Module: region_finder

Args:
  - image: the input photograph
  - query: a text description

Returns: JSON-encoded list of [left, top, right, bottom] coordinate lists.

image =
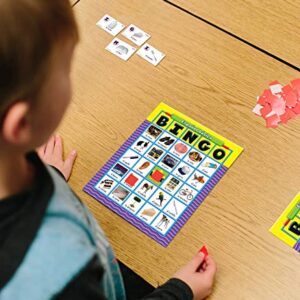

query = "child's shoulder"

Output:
[[1, 166, 98, 300], [45, 165, 97, 249], [1, 221, 97, 300], [1, 172, 97, 300]]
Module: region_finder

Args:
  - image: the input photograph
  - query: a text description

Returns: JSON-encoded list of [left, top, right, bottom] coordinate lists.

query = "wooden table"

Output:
[[60, 0, 300, 298], [167, 0, 300, 69], [70, 0, 78, 7]]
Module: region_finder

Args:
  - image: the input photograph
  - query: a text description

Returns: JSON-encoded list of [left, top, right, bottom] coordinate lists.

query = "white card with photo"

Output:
[[108, 162, 129, 181], [187, 171, 209, 190], [132, 137, 152, 155], [158, 154, 179, 172], [106, 38, 136, 61], [133, 158, 154, 176], [157, 132, 176, 150], [172, 161, 193, 181], [121, 24, 151, 46], [161, 176, 183, 194], [169, 141, 190, 159], [175, 184, 198, 204], [152, 213, 174, 234], [96, 14, 125, 36], [95, 175, 117, 195], [149, 189, 171, 209], [137, 43, 165, 66], [136, 180, 157, 199], [183, 150, 204, 168], [199, 157, 220, 177], [120, 149, 140, 168], [143, 125, 162, 141], [146, 146, 165, 163], [138, 203, 159, 224], [121, 172, 143, 190], [110, 185, 131, 204], [163, 199, 186, 219], [123, 194, 145, 214]]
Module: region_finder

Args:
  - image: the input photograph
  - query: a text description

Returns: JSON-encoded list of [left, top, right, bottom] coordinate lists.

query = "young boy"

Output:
[[0, 1, 216, 299]]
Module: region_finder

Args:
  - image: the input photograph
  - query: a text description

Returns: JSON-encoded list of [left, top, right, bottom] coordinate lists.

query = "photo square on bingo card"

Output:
[[123, 194, 145, 214], [143, 125, 162, 141], [136, 179, 157, 199], [138, 203, 159, 224], [132, 136, 152, 154], [149, 189, 172, 209], [187, 170, 209, 190], [161, 176, 183, 194], [111, 185, 131, 204], [172, 161, 194, 181], [95, 175, 118, 195], [175, 184, 198, 204], [169, 141, 190, 159], [152, 213, 175, 235], [109, 162, 129, 180], [163, 199, 187, 220], [146, 146, 165, 163], [159, 154, 179, 171], [120, 149, 141, 168], [133, 157, 154, 176], [157, 132, 176, 150], [122, 171, 143, 190], [147, 166, 169, 186]]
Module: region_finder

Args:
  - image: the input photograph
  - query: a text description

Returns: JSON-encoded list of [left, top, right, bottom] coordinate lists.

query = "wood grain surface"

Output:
[[59, 0, 300, 298], [168, 0, 300, 69]]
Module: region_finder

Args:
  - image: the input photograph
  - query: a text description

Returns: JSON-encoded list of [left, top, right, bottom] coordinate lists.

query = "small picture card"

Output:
[[96, 14, 125, 36], [121, 24, 151, 46], [105, 38, 137, 61], [137, 43, 165, 66]]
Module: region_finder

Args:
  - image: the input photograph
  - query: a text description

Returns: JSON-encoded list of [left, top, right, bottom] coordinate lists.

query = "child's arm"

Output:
[[55, 255, 108, 300], [56, 252, 215, 300], [142, 253, 216, 300]]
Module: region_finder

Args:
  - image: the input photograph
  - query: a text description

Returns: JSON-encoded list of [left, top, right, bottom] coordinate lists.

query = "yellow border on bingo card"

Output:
[[147, 102, 243, 168], [270, 193, 300, 248]]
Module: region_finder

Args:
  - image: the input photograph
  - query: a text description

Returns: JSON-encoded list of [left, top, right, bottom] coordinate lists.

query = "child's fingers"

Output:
[[37, 144, 46, 157], [203, 256, 217, 278], [205, 256, 216, 267], [53, 134, 63, 157], [186, 252, 205, 272], [45, 135, 55, 156], [199, 261, 207, 272], [63, 149, 77, 180]]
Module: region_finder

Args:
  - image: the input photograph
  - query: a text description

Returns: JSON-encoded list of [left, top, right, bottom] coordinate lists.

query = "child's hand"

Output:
[[173, 253, 217, 300], [37, 134, 77, 181]]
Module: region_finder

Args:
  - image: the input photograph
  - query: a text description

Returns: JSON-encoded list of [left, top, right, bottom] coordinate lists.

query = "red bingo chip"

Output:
[[199, 245, 208, 258], [253, 78, 300, 128]]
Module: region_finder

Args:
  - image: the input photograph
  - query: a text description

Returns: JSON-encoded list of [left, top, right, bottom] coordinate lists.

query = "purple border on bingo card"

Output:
[[84, 120, 229, 247], [294, 241, 300, 252]]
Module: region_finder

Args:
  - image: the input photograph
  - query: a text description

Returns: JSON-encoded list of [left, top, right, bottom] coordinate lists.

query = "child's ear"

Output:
[[1, 101, 32, 146]]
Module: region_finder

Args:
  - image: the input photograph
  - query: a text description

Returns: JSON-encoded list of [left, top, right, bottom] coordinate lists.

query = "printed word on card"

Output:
[[96, 14, 125, 36], [137, 43, 165, 66], [122, 24, 151, 46], [105, 38, 136, 61]]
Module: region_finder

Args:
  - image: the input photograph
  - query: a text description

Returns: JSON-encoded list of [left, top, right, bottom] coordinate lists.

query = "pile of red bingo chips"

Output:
[[253, 79, 300, 128]]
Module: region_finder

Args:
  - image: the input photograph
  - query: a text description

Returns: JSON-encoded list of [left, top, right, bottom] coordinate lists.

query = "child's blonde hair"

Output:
[[0, 0, 79, 119]]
